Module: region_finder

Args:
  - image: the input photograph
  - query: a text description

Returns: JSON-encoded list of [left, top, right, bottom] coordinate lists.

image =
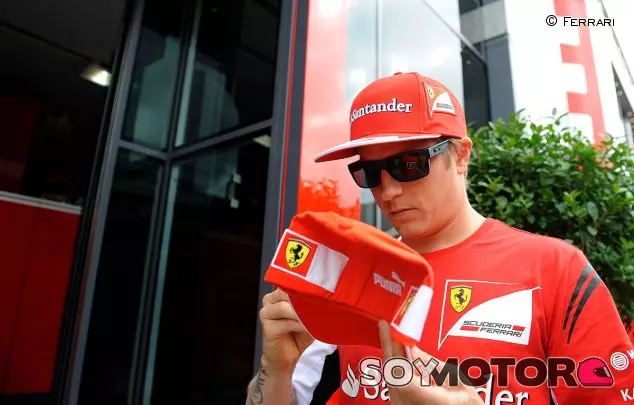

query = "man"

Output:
[[245, 72, 634, 404]]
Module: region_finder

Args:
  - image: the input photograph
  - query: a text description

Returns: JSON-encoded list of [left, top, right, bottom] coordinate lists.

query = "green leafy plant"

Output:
[[467, 110, 634, 329]]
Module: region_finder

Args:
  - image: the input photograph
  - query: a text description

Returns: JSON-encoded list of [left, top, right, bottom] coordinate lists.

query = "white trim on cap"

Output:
[[390, 284, 433, 342], [313, 133, 443, 163], [271, 229, 349, 293]]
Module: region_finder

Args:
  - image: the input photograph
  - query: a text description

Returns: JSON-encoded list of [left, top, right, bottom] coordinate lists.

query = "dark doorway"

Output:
[[149, 133, 270, 405]]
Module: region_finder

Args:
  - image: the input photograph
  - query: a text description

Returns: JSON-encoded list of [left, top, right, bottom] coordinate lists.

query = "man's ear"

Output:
[[455, 137, 472, 175]]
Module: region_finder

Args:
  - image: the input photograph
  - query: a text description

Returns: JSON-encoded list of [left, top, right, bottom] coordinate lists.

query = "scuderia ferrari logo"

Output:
[[450, 286, 472, 313], [438, 280, 540, 349], [285, 239, 311, 268], [425, 83, 456, 116]]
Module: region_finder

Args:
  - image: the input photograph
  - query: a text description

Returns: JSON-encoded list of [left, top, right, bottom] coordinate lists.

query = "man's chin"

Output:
[[393, 222, 427, 240]]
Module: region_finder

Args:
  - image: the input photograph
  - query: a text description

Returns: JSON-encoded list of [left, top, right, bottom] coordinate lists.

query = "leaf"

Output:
[[586, 201, 599, 221], [495, 196, 508, 209], [587, 226, 598, 236]]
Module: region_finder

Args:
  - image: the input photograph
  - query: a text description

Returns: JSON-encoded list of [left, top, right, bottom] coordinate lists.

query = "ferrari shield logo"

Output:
[[285, 239, 311, 269], [427, 85, 435, 99], [450, 286, 472, 313]]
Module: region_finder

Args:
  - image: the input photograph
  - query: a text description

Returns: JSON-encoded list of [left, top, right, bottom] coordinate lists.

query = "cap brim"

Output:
[[288, 292, 384, 347], [313, 134, 444, 163]]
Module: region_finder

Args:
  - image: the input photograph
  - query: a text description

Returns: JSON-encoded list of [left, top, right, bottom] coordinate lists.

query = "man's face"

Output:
[[357, 138, 471, 240]]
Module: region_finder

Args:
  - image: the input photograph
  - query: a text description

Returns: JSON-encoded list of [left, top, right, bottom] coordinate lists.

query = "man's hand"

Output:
[[245, 289, 314, 405], [260, 288, 314, 375], [378, 320, 484, 405]]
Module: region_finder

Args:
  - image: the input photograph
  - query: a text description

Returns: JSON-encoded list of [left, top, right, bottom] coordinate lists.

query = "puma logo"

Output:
[[373, 271, 406, 297], [391, 271, 405, 287]]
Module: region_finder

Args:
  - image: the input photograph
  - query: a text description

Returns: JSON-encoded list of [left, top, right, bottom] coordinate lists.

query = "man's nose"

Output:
[[379, 170, 403, 201]]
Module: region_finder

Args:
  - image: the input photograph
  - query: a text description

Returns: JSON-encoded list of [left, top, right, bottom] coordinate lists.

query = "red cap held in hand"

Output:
[[264, 211, 434, 349]]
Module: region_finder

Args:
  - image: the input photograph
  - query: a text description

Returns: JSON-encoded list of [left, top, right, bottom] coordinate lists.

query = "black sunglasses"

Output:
[[347, 139, 450, 188]]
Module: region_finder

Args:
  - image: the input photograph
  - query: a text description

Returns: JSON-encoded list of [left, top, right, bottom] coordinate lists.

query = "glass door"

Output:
[[145, 133, 270, 405]]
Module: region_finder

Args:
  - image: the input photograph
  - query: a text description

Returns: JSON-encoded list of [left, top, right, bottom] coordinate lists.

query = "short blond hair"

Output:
[[444, 136, 469, 178]]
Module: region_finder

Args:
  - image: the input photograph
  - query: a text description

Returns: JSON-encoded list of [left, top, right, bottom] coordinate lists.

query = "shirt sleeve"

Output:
[[548, 247, 634, 404], [291, 340, 340, 405]]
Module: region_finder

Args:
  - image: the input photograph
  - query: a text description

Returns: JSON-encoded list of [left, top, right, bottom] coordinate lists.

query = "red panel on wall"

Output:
[[296, 0, 360, 220], [554, 0, 605, 144], [0, 200, 38, 392], [0, 197, 80, 394], [6, 206, 80, 394]]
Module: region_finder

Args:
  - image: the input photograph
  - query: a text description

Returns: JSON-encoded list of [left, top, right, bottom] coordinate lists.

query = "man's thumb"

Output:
[[293, 331, 314, 351]]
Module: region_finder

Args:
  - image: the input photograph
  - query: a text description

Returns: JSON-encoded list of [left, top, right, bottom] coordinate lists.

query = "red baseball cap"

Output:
[[264, 211, 434, 348], [313, 72, 467, 163]]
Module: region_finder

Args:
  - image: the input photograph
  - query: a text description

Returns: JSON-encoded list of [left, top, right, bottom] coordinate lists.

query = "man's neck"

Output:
[[403, 204, 486, 255]]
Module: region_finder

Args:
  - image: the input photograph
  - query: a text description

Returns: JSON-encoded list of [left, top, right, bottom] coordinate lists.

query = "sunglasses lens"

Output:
[[350, 163, 381, 188], [387, 153, 429, 182], [348, 148, 434, 188]]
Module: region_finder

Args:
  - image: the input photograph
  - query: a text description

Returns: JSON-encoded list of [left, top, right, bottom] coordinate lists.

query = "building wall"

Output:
[[602, 0, 634, 105], [503, 0, 634, 144]]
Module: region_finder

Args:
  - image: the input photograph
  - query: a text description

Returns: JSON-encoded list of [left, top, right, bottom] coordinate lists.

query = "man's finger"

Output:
[[378, 320, 394, 359], [263, 288, 290, 306], [264, 319, 307, 337], [392, 339, 406, 359], [260, 301, 298, 321], [379, 320, 407, 360], [379, 321, 407, 405]]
